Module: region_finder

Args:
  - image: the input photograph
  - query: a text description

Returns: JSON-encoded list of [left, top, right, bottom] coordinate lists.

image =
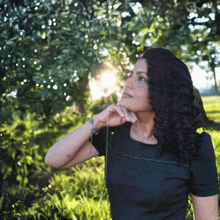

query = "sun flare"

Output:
[[89, 62, 122, 101], [101, 72, 116, 87]]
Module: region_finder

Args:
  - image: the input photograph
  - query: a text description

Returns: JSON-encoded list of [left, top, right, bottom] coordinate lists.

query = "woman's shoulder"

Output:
[[199, 131, 211, 140], [198, 131, 212, 150], [189, 131, 219, 197], [193, 131, 215, 162]]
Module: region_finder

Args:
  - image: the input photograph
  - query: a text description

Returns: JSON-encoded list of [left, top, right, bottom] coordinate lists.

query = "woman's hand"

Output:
[[96, 104, 137, 128]]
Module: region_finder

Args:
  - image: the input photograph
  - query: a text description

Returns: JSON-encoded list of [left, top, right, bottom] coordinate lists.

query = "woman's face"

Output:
[[118, 58, 152, 113]]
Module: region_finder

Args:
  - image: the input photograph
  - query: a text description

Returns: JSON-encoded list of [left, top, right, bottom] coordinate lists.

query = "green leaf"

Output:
[[24, 177, 28, 185], [6, 40, 15, 45], [62, 49, 71, 54], [16, 175, 22, 182], [26, 156, 33, 165], [81, 59, 90, 67], [41, 90, 49, 100]]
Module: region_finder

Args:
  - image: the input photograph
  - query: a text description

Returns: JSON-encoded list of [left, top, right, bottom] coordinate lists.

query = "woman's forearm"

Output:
[[45, 114, 103, 168]]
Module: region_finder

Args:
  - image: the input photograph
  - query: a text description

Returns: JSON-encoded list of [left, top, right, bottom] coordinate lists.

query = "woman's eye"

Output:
[[139, 77, 147, 82], [127, 74, 147, 82]]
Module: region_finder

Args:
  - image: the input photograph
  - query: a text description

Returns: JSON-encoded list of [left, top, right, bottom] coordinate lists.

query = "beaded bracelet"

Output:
[[89, 116, 99, 156]]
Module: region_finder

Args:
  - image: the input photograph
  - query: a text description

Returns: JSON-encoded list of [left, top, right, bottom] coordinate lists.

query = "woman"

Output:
[[45, 48, 219, 219]]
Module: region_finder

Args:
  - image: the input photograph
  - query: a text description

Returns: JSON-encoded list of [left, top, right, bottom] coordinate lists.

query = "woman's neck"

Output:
[[135, 111, 155, 140]]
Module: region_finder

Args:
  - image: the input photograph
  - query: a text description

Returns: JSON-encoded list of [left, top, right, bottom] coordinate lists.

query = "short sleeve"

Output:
[[188, 132, 220, 197], [88, 126, 106, 156]]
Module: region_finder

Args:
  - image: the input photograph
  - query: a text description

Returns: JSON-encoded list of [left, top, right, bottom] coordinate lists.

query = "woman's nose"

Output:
[[125, 76, 133, 88]]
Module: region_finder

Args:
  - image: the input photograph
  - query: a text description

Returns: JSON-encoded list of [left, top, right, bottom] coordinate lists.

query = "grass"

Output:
[[201, 95, 220, 103], [202, 95, 220, 123], [201, 95, 220, 177]]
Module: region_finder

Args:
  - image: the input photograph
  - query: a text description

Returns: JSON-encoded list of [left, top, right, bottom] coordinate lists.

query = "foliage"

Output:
[[0, 103, 90, 189], [1, 0, 220, 125], [1, 0, 101, 125], [0, 113, 43, 188], [0, 157, 111, 220], [130, 0, 220, 93], [1, 0, 220, 219], [90, 92, 119, 115], [0, 0, 136, 191]]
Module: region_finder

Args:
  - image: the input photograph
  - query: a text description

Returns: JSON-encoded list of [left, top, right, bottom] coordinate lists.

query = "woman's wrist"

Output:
[[91, 114, 104, 132]]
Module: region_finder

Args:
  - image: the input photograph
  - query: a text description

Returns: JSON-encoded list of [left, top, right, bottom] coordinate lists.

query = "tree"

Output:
[[131, 0, 220, 93], [1, 0, 220, 190], [0, 0, 110, 190]]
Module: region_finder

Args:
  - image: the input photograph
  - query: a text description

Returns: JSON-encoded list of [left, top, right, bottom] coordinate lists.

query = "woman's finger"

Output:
[[123, 107, 134, 122], [126, 110, 136, 122], [116, 105, 136, 122], [131, 114, 137, 122], [131, 112, 138, 120], [118, 106, 129, 121], [123, 108, 131, 121], [113, 104, 124, 117], [130, 114, 136, 122]]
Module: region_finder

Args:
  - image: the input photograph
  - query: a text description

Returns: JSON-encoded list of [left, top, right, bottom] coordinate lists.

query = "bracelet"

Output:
[[89, 116, 99, 156], [89, 117, 99, 135]]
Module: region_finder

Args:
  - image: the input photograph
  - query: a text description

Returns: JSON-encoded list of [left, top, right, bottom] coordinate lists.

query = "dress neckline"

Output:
[[127, 122, 158, 146]]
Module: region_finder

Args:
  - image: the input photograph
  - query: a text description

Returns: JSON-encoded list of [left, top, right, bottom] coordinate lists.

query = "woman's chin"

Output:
[[118, 98, 129, 106], [118, 99, 134, 111]]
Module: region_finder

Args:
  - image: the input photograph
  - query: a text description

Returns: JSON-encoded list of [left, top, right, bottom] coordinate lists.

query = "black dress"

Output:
[[89, 122, 219, 220]]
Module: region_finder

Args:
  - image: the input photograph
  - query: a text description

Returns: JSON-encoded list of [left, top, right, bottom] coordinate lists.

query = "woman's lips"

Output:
[[122, 92, 133, 98]]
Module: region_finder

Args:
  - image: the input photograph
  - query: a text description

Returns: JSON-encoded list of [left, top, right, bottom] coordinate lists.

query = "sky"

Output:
[[191, 64, 220, 90]]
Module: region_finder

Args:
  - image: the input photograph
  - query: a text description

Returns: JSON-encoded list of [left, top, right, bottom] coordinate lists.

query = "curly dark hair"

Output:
[[141, 48, 202, 165]]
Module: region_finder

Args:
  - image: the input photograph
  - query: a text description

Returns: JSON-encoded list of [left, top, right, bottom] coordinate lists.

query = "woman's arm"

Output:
[[45, 114, 103, 169], [192, 194, 219, 220], [45, 104, 136, 169]]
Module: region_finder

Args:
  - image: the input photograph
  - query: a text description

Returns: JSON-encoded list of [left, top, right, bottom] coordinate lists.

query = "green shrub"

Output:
[[26, 158, 110, 219]]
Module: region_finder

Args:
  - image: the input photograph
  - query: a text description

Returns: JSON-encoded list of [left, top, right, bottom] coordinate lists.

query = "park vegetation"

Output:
[[0, 0, 220, 219]]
